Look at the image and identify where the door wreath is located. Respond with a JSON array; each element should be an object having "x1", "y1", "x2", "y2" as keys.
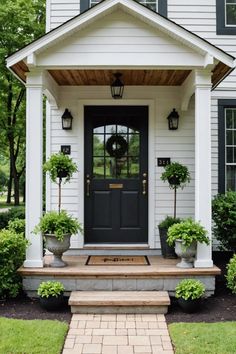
[{"x1": 106, "y1": 135, "x2": 128, "y2": 159}]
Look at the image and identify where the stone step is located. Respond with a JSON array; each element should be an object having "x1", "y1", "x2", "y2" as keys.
[{"x1": 69, "y1": 291, "x2": 170, "y2": 314}]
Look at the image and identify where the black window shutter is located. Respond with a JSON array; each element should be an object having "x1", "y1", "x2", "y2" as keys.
[
  {"x1": 158, "y1": 0, "x2": 167, "y2": 17},
  {"x1": 80, "y1": 0, "x2": 90, "y2": 13}
]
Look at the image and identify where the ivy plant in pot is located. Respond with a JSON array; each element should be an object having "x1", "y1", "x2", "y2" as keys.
[
  {"x1": 37, "y1": 281, "x2": 65, "y2": 311},
  {"x1": 158, "y1": 162, "x2": 190, "y2": 258},
  {"x1": 158, "y1": 216, "x2": 182, "y2": 258},
  {"x1": 34, "y1": 152, "x2": 83, "y2": 267},
  {"x1": 167, "y1": 219, "x2": 210, "y2": 268},
  {"x1": 175, "y1": 279, "x2": 205, "y2": 313}
]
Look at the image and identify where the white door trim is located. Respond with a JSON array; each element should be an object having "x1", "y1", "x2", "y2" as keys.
[{"x1": 77, "y1": 99, "x2": 155, "y2": 249}]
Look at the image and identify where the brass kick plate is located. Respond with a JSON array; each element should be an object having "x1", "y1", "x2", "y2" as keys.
[{"x1": 109, "y1": 183, "x2": 123, "y2": 189}]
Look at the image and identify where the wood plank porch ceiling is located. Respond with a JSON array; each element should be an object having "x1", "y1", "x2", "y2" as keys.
[{"x1": 48, "y1": 69, "x2": 191, "y2": 86}]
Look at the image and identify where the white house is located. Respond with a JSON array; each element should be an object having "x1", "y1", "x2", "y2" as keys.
[{"x1": 6, "y1": 0, "x2": 236, "y2": 273}]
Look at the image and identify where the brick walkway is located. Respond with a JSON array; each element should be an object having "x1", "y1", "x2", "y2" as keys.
[{"x1": 62, "y1": 314, "x2": 174, "y2": 354}]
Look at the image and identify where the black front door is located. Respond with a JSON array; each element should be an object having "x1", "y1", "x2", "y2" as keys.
[{"x1": 84, "y1": 106, "x2": 148, "y2": 244}]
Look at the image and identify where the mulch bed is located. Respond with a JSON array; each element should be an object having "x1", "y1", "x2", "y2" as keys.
[{"x1": 0, "y1": 252, "x2": 235, "y2": 324}]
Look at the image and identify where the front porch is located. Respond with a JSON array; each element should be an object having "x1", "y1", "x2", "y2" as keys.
[{"x1": 19, "y1": 255, "x2": 220, "y2": 297}]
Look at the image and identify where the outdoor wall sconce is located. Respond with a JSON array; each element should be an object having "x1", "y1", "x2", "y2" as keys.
[
  {"x1": 61, "y1": 108, "x2": 73, "y2": 130},
  {"x1": 167, "y1": 108, "x2": 179, "y2": 130},
  {"x1": 111, "y1": 73, "x2": 124, "y2": 99}
]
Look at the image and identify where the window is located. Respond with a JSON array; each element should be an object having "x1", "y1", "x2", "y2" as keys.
[
  {"x1": 81, "y1": 0, "x2": 167, "y2": 17},
  {"x1": 218, "y1": 100, "x2": 236, "y2": 193},
  {"x1": 216, "y1": 0, "x2": 236, "y2": 34}
]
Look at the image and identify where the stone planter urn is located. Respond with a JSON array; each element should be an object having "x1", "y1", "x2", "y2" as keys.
[
  {"x1": 175, "y1": 240, "x2": 197, "y2": 268},
  {"x1": 45, "y1": 234, "x2": 71, "y2": 268}
]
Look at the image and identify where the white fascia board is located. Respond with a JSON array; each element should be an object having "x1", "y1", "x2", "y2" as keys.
[{"x1": 6, "y1": 0, "x2": 235, "y2": 69}]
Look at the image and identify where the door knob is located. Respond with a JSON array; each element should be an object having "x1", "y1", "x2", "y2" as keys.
[{"x1": 86, "y1": 174, "x2": 90, "y2": 197}]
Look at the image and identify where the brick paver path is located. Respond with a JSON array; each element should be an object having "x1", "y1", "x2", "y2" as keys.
[{"x1": 62, "y1": 314, "x2": 174, "y2": 354}]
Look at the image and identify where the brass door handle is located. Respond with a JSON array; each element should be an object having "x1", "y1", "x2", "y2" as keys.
[
  {"x1": 86, "y1": 175, "x2": 90, "y2": 197},
  {"x1": 142, "y1": 179, "x2": 147, "y2": 195}
]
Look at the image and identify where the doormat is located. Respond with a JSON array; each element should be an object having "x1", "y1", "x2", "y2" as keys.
[{"x1": 85, "y1": 255, "x2": 150, "y2": 266}]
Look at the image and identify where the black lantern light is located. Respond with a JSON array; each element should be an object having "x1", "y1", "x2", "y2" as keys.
[
  {"x1": 167, "y1": 108, "x2": 179, "y2": 130},
  {"x1": 61, "y1": 109, "x2": 73, "y2": 130},
  {"x1": 111, "y1": 73, "x2": 124, "y2": 99}
]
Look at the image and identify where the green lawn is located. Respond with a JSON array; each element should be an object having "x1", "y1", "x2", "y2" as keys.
[
  {"x1": 0, "y1": 317, "x2": 68, "y2": 354},
  {"x1": 169, "y1": 322, "x2": 236, "y2": 354}
]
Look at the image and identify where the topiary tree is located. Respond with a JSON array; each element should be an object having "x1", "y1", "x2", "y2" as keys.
[{"x1": 212, "y1": 191, "x2": 236, "y2": 252}]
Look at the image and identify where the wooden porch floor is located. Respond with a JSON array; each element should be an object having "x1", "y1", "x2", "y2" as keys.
[{"x1": 18, "y1": 255, "x2": 220, "y2": 278}]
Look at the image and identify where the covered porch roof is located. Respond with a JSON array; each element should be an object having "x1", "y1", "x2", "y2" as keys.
[{"x1": 6, "y1": 0, "x2": 235, "y2": 92}]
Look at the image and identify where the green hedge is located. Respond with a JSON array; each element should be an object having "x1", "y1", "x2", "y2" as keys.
[
  {"x1": 0, "y1": 229, "x2": 28, "y2": 298},
  {"x1": 0, "y1": 206, "x2": 25, "y2": 230}
]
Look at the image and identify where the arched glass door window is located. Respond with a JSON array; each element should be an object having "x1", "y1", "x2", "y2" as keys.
[{"x1": 93, "y1": 124, "x2": 140, "y2": 179}]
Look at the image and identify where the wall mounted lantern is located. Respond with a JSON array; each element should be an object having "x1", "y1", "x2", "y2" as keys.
[
  {"x1": 111, "y1": 73, "x2": 124, "y2": 99},
  {"x1": 62, "y1": 109, "x2": 73, "y2": 130},
  {"x1": 167, "y1": 109, "x2": 179, "y2": 130}
]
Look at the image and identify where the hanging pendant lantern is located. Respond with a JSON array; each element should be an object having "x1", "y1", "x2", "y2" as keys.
[{"x1": 111, "y1": 73, "x2": 124, "y2": 99}]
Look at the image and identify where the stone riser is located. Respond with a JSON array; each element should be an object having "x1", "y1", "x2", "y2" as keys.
[
  {"x1": 70, "y1": 305, "x2": 168, "y2": 314},
  {"x1": 23, "y1": 275, "x2": 215, "y2": 298}
]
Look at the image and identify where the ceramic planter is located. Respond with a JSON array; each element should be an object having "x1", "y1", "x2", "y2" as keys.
[
  {"x1": 45, "y1": 233, "x2": 71, "y2": 267},
  {"x1": 178, "y1": 297, "x2": 201, "y2": 313},
  {"x1": 39, "y1": 293, "x2": 64, "y2": 311},
  {"x1": 175, "y1": 240, "x2": 197, "y2": 268},
  {"x1": 159, "y1": 226, "x2": 177, "y2": 259}
]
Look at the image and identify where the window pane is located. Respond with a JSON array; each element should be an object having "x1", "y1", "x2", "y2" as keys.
[
  {"x1": 93, "y1": 135, "x2": 104, "y2": 156},
  {"x1": 226, "y1": 109, "x2": 233, "y2": 128},
  {"x1": 105, "y1": 157, "x2": 128, "y2": 178},
  {"x1": 129, "y1": 134, "x2": 140, "y2": 156},
  {"x1": 105, "y1": 157, "x2": 116, "y2": 178},
  {"x1": 117, "y1": 125, "x2": 128, "y2": 134},
  {"x1": 227, "y1": 130, "x2": 233, "y2": 145},
  {"x1": 94, "y1": 126, "x2": 104, "y2": 134},
  {"x1": 93, "y1": 157, "x2": 104, "y2": 178},
  {"x1": 226, "y1": 165, "x2": 236, "y2": 190},
  {"x1": 227, "y1": 147, "x2": 234, "y2": 163},
  {"x1": 128, "y1": 157, "x2": 139, "y2": 178},
  {"x1": 105, "y1": 125, "x2": 116, "y2": 134},
  {"x1": 226, "y1": 4, "x2": 236, "y2": 25}
]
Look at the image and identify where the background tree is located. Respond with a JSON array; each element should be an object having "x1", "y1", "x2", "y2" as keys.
[{"x1": 0, "y1": 0, "x2": 45, "y2": 205}]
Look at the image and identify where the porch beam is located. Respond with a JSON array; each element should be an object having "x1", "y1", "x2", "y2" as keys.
[
  {"x1": 194, "y1": 69, "x2": 213, "y2": 268},
  {"x1": 181, "y1": 71, "x2": 195, "y2": 111},
  {"x1": 24, "y1": 71, "x2": 44, "y2": 268},
  {"x1": 43, "y1": 71, "x2": 59, "y2": 108}
]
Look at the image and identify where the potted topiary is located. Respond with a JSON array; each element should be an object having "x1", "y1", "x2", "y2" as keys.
[
  {"x1": 158, "y1": 216, "x2": 182, "y2": 258},
  {"x1": 161, "y1": 162, "x2": 190, "y2": 218},
  {"x1": 167, "y1": 219, "x2": 210, "y2": 268},
  {"x1": 226, "y1": 254, "x2": 236, "y2": 294},
  {"x1": 34, "y1": 152, "x2": 82, "y2": 267},
  {"x1": 175, "y1": 279, "x2": 205, "y2": 313},
  {"x1": 37, "y1": 281, "x2": 65, "y2": 311}
]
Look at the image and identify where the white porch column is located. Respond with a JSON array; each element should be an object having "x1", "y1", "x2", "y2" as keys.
[
  {"x1": 194, "y1": 70, "x2": 213, "y2": 268},
  {"x1": 24, "y1": 72, "x2": 44, "y2": 267}
]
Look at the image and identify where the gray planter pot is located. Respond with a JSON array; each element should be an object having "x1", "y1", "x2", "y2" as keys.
[
  {"x1": 175, "y1": 240, "x2": 197, "y2": 268},
  {"x1": 45, "y1": 233, "x2": 71, "y2": 268}
]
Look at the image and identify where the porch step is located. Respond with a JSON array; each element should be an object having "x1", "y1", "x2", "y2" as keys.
[{"x1": 69, "y1": 291, "x2": 170, "y2": 314}]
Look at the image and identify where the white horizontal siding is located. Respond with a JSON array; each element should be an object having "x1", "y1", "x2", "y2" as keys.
[{"x1": 47, "y1": 0, "x2": 80, "y2": 31}]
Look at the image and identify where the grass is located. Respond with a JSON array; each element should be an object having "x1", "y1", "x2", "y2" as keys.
[
  {"x1": 169, "y1": 322, "x2": 236, "y2": 354},
  {"x1": 0, "y1": 317, "x2": 68, "y2": 354}
]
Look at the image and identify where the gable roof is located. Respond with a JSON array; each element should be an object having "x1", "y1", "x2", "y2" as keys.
[{"x1": 6, "y1": 0, "x2": 235, "y2": 87}]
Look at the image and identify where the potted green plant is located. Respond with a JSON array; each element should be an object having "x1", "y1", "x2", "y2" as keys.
[
  {"x1": 34, "y1": 152, "x2": 82, "y2": 267},
  {"x1": 226, "y1": 254, "x2": 236, "y2": 294},
  {"x1": 175, "y1": 279, "x2": 205, "y2": 313},
  {"x1": 167, "y1": 219, "x2": 209, "y2": 268},
  {"x1": 34, "y1": 210, "x2": 82, "y2": 267},
  {"x1": 37, "y1": 281, "x2": 65, "y2": 311},
  {"x1": 158, "y1": 216, "x2": 182, "y2": 258},
  {"x1": 161, "y1": 162, "x2": 190, "y2": 218}
]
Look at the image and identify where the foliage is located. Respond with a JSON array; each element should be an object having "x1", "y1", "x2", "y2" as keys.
[
  {"x1": 158, "y1": 216, "x2": 182, "y2": 229},
  {"x1": 175, "y1": 279, "x2": 205, "y2": 300},
  {"x1": 212, "y1": 191, "x2": 236, "y2": 251},
  {"x1": 8, "y1": 218, "x2": 25, "y2": 234},
  {"x1": 169, "y1": 322, "x2": 236, "y2": 354},
  {"x1": 161, "y1": 162, "x2": 191, "y2": 190},
  {"x1": 37, "y1": 281, "x2": 65, "y2": 298},
  {"x1": 226, "y1": 254, "x2": 236, "y2": 294},
  {"x1": 34, "y1": 210, "x2": 83, "y2": 241},
  {"x1": 0, "y1": 0, "x2": 46, "y2": 205},
  {"x1": 43, "y1": 152, "x2": 77, "y2": 183},
  {"x1": 0, "y1": 168, "x2": 7, "y2": 193},
  {"x1": 0, "y1": 317, "x2": 68, "y2": 354},
  {"x1": 0, "y1": 229, "x2": 28, "y2": 298},
  {"x1": 0, "y1": 206, "x2": 25, "y2": 230},
  {"x1": 167, "y1": 218, "x2": 209, "y2": 249}
]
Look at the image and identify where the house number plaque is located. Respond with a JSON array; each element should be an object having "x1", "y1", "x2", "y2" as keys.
[
  {"x1": 157, "y1": 158, "x2": 171, "y2": 167},
  {"x1": 61, "y1": 145, "x2": 71, "y2": 155}
]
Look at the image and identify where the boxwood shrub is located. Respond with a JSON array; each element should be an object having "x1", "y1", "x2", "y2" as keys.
[
  {"x1": 0, "y1": 206, "x2": 25, "y2": 230},
  {"x1": 0, "y1": 229, "x2": 28, "y2": 298},
  {"x1": 212, "y1": 191, "x2": 236, "y2": 251}
]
